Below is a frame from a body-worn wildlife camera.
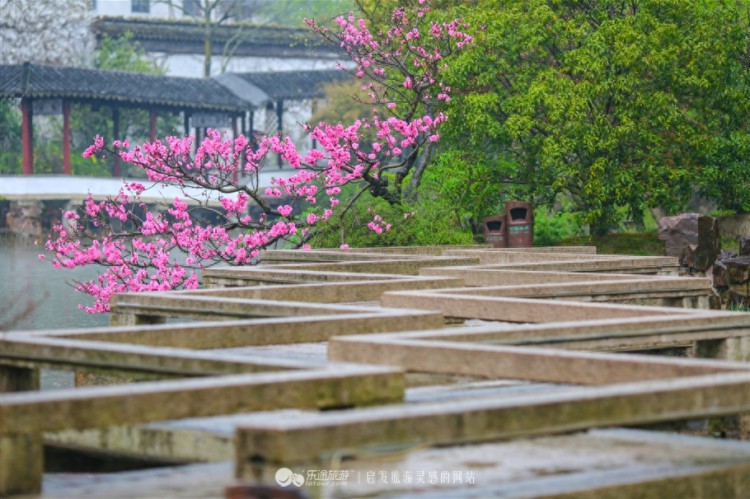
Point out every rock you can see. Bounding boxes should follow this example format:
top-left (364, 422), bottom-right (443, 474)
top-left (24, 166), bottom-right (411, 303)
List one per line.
top-left (725, 257), bottom-right (750, 285)
top-left (658, 213), bottom-right (720, 272)
top-left (713, 260), bottom-right (729, 289)
top-left (5, 201), bottom-right (42, 237)
top-left (740, 236), bottom-right (750, 257)
top-left (718, 213), bottom-right (750, 241)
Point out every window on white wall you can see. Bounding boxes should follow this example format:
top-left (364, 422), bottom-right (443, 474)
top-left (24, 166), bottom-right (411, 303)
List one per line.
top-left (132, 0), bottom-right (150, 13)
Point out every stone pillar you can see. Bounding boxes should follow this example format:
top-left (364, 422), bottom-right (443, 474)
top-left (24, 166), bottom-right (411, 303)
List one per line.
top-left (658, 213), bottom-right (720, 273)
top-left (693, 338), bottom-right (750, 439)
top-left (0, 432), bottom-right (43, 495)
top-left (0, 364), bottom-right (42, 495)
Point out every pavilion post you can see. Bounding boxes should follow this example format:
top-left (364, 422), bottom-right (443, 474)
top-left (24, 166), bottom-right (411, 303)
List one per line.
top-left (21, 98), bottom-right (33, 175)
top-left (311, 98), bottom-right (318, 150)
top-left (232, 115), bottom-right (239, 183)
top-left (249, 110), bottom-right (254, 145)
top-left (149, 109), bottom-right (157, 142)
top-left (112, 107), bottom-right (120, 177)
top-left (62, 101), bottom-right (71, 175)
top-left (276, 99), bottom-right (283, 168)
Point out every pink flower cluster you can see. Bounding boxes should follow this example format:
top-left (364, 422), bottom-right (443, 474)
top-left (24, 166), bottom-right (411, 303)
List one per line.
top-left (44, 1), bottom-right (473, 312)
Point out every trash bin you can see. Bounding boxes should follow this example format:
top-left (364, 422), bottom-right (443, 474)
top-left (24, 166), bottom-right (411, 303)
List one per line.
top-left (483, 215), bottom-right (506, 248)
top-left (505, 201), bottom-right (533, 248)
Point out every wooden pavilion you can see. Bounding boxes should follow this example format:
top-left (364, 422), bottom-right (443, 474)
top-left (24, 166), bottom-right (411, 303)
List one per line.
top-left (0, 62), bottom-right (350, 176)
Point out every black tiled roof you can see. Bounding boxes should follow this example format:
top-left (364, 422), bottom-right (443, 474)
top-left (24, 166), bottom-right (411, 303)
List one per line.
top-left (91, 17), bottom-right (339, 59)
top-left (0, 63), bottom-right (354, 112)
top-left (0, 63), bottom-right (253, 113)
top-left (234, 69), bottom-right (352, 100)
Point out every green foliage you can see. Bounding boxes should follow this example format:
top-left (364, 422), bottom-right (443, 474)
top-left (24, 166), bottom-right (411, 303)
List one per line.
top-left (96, 33), bottom-right (164, 74)
top-left (561, 233), bottom-right (665, 257)
top-left (439, 0), bottom-right (750, 235)
top-left (255, 0), bottom-right (355, 26)
top-left (309, 187), bottom-right (474, 248)
top-left (0, 99), bottom-right (22, 174)
top-left (0, 33), bottom-right (171, 176)
top-left (533, 210), bottom-right (583, 247)
top-left (71, 33), bottom-right (177, 177)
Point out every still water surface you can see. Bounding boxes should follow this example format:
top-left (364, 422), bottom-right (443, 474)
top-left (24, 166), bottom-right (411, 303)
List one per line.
top-left (0, 235), bottom-right (109, 388)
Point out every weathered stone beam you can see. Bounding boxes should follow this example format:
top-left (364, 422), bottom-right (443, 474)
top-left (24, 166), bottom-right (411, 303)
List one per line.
top-left (268, 257), bottom-right (480, 275)
top-left (429, 277), bottom-right (711, 298)
top-left (0, 365), bottom-right (403, 495)
top-left (203, 267), bottom-right (399, 287)
top-left (328, 336), bottom-right (749, 384)
top-left (173, 277), bottom-right (463, 303)
top-left (45, 312), bottom-right (445, 349)
top-left (450, 258), bottom-right (679, 275)
top-left (444, 249), bottom-right (624, 263)
top-left (340, 244), bottom-right (492, 254)
top-left (421, 267), bottom-right (652, 286)
top-left (258, 249), bottom-right (424, 262)
top-left (345, 313), bottom-right (750, 355)
top-left (380, 292), bottom-right (693, 322)
top-left (0, 365), bottom-right (404, 436)
top-left (0, 335), bottom-right (311, 376)
top-left (110, 294), bottom-right (385, 325)
top-left (235, 371), bottom-right (750, 467)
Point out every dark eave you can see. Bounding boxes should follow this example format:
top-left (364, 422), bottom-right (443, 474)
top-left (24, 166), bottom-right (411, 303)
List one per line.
top-left (0, 63), bottom-right (253, 113)
top-left (91, 16), bottom-right (341, 59)
top-left (234, 69), bottom-right (352, 101)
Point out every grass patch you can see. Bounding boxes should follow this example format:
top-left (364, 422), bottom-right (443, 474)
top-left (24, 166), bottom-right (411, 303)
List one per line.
top-left (559, 233), bottom-right (665, 256)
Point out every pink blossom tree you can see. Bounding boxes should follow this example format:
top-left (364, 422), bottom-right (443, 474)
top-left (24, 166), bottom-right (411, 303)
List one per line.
top-left (43, 0), bottom-right (474, 312)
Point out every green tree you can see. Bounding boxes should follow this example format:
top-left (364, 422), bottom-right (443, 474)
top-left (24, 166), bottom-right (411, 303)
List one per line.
top-left (71, 33), bottom-right (178, 177)
top-left (439, 0), bottom-right (750, 234)
top-left (0, 99), bottom-right (22, 174)
top-left (254, 0), bottom-right (355, 27)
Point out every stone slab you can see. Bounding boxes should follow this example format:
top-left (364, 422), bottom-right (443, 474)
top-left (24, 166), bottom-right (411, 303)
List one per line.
top-left (179, 276), bottom-right (464, 303)
top-left (0, 365), bottom-right (405, 435)
top-left (235, 372), bottom-right (750, 466)
top-left (109, 294), bottom-right (390, 325)
top-left (32, 312), bottom-right (444, 349)
top-left (329, 336), bottom-right (749, 384)
top-left (324, 313), bottom-right (750, 357)
top-left (286, 429), bottom-right (750, 498)
top-left (379, 291), bottom-right (696, 322)
top-left (34, 430), bottom-right (750, 498)
top-left (42, 380), bottom-right (568, 464)
top-left (420, 267), bottom-right (654, 286)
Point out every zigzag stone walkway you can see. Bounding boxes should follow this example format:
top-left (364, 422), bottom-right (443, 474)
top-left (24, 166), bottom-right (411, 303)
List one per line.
top-left (1, 245), bottom-right (749, 497)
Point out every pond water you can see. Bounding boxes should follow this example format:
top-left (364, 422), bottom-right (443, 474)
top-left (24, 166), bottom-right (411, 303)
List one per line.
top-left (0, 235), bottom-right (109, 388)
top-left (0, 235), bottom-right (109, 331)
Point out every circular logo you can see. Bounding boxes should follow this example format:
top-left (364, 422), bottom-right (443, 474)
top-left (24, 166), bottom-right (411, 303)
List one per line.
top-left (292, 473), bottom-right (305, 487)
top-left (275, 468), bottom-right (305, 487)
top-left (275, 468), bottom-right (294, 487)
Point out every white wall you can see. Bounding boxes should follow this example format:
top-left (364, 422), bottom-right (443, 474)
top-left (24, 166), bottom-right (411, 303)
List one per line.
top-left (155, 53), bottom-right (340, 78)
top-left (94, 0), bottom-right (181, 18)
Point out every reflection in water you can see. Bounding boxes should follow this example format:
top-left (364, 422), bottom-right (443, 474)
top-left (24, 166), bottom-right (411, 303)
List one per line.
top-left (1, 235), bottom-right (109, 389)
